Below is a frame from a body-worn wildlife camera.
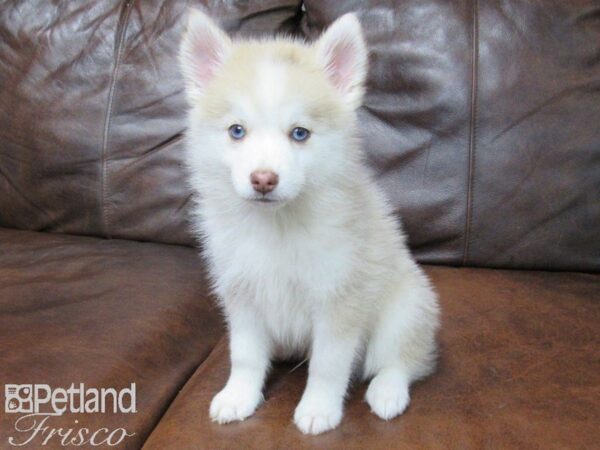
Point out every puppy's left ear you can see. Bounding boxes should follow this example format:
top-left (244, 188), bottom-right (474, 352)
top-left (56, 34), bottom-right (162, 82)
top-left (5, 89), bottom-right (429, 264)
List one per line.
top-left (315, 13), bottom-right (368, 108)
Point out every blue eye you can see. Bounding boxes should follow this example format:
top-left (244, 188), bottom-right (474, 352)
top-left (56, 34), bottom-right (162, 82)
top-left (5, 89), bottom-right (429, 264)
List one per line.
top-left (291, 127), bottom-right (310, 142)
top-left (228, 124), bottom-right (246, 140)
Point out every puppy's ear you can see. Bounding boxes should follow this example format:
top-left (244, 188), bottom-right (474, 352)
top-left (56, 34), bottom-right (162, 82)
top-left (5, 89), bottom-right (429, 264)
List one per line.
top-left (315, 13), bottom-right (368, 108)
top-left (179, 9), bottom-right (231, 102)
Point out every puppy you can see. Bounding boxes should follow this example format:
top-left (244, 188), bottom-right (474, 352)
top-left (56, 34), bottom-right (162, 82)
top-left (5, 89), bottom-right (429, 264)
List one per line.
top-left (179, 9), bottom-right (440, 435)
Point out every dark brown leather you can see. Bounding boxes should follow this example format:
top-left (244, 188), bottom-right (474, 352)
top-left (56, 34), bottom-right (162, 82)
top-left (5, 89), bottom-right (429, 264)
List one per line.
top-left (0, 227), bottom-right (223, 449)
top-left (301, 0), bottom-right (600, 271)
top-left (143, 266), bottom-right (600, 449)
top-left (0, 0), bottom-right (299, 246)
top-left (2, 1), bottom-right (598, 270)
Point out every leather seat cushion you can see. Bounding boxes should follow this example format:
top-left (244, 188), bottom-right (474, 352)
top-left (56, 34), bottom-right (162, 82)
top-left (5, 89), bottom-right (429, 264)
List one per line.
top-left (143, 265), bottom-right (600, 449)
top-left (0, 228), bottom-right (223, 448)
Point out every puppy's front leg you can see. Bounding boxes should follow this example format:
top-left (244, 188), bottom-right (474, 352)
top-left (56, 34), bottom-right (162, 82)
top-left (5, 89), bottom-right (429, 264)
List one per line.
top-left (294, 317), bottom-right (360, 435)
top-left (210, 306), bottom-right (270, 424)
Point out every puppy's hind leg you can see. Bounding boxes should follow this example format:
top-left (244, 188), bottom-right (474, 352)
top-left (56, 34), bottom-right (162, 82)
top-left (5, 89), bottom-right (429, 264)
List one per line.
top-left (363, 266), bottom-right (439, 420)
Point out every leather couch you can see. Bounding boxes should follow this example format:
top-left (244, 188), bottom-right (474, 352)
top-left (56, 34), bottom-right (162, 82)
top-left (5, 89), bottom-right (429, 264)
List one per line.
top-left (1, 1), bottom-right (598, 449)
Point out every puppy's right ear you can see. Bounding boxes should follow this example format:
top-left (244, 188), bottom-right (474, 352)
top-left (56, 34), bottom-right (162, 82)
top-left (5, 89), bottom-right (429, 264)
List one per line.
top-left (179, 9), bottom-right (231, 101)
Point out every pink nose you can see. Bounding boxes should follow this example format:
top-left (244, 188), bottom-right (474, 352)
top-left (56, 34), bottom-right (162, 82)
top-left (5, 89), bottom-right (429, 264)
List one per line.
top-left (250, 170), bottom-right (279, 194)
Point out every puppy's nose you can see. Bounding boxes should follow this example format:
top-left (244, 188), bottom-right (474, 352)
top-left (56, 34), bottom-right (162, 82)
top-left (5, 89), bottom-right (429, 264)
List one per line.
top-left (250, 170), bottom-right (279, 194)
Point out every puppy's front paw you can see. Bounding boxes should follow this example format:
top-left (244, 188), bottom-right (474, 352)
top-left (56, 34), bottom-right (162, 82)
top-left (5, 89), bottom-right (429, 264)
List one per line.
top-left (366, 373), bottom-right (410, 420)
top-left (293, 395), bottom-right (343, 435)
top-left (209, 385), bottom-right (262, 424)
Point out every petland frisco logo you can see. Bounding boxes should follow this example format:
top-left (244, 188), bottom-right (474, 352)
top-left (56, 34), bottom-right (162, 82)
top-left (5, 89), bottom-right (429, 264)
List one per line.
top-left (4, 383), bottom-right (136, 447)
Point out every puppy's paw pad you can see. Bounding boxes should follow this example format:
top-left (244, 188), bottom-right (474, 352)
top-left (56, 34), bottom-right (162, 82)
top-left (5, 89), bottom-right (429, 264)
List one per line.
top-left (209, 387), bottom-right (261, 424)
top-left (294, 400), bottom-right (342, 434)
top-left (366, 378), bottom-right (410, 421)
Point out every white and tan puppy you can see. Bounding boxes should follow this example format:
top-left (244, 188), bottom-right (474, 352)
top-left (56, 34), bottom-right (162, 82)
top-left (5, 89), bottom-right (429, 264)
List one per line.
top-left (179, 9), bottom-right (440, 435)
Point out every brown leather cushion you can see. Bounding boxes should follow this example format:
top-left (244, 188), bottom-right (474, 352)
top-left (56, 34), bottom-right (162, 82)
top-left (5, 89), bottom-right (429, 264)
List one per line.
top-left (143, 266), bottom-right (600, 449)
top-left (0, 228), bottom-right (223, 448)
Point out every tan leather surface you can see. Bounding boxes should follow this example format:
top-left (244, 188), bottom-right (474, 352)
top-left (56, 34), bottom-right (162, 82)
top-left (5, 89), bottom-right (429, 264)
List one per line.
top-left (1, 1), bottom-right (598, 270)
top-left (143, 266), bottom-right (600, 449)
top-left (0, 228), bottom-right (223, 449)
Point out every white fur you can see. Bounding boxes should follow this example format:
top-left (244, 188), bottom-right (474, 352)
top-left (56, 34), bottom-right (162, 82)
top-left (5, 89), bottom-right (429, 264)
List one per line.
top-left (180, 9), bottom-right (440, 435)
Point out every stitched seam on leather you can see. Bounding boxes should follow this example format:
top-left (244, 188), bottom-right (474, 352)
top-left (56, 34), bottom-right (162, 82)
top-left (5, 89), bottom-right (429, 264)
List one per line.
top-left (100, 0), bottom-right (134, 238)
top-left (463, 0), bottom-right (479, 265)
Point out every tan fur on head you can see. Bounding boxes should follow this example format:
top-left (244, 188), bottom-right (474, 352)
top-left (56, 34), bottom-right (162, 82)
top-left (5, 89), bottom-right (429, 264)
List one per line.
top-left (198, 40), bottom-right (347, 128)
top-left (179, 9), bottom-right (368, 115)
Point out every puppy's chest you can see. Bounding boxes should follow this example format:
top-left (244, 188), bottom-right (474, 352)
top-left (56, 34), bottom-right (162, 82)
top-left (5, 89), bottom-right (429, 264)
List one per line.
top-left (205, 215), bottom-right (357, 353)
top-left (208, 219), bottom-right (355, 304)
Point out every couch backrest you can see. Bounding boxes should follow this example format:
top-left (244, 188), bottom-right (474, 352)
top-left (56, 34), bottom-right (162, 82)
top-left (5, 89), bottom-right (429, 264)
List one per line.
top-left (1, 0), bottom-right (598, 271)
top-left (0, 0), bottom-right (298, 246)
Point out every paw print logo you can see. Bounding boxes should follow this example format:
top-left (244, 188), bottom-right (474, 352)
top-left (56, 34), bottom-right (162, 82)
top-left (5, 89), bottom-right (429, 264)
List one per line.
top-left (5, 385), bottom-right (33, 413)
